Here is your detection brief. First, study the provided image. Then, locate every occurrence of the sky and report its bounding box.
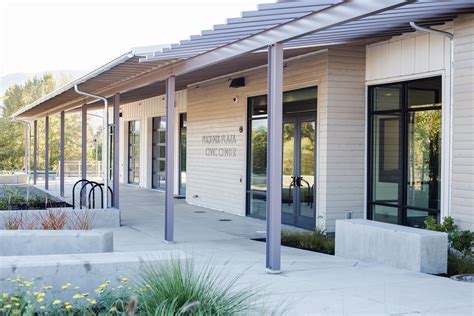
[0,0,266,76]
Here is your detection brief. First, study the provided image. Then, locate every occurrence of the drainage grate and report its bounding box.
[218,219,232,222]
[194,211,206,213]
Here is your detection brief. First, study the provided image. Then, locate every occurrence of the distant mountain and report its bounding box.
[0,70,87,102]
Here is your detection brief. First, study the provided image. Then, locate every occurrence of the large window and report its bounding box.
[368,77,442,227]
[128,120,140,185]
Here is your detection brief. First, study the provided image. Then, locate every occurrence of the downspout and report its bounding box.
[409,22,454,217]
[74,85,109,210]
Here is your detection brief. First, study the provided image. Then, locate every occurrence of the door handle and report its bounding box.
[295,176,302,187]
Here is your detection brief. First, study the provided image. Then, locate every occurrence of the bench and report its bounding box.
[335,219,448,274]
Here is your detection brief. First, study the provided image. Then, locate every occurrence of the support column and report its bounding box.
[33,120,37,185]
[113,94,120,208]
[81,104,87,180]
[59,111,65,197]
[266,43,283,273]
[165,76,176,242]
[45,116,49,190]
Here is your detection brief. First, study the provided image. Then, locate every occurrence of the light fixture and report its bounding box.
[229,77,245,88]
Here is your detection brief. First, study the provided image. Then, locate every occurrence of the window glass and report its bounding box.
[373,85,402,111]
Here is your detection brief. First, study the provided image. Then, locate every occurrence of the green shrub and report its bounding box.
[448,253,474,276]
[425,216,474,276]
[135,259,262,315]
[0,198,8,210]
[281,228,335,255]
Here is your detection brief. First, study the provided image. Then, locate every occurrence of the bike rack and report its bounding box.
[72,179,91,209]
[79,181,100,209]
[88,183,113,209]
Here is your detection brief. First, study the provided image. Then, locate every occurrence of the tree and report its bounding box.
[0,73,89,172]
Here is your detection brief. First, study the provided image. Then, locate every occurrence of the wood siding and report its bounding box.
[321,46,367,232]
[452,14,474,230]
[186,52,328,217]
[366,23,452,82]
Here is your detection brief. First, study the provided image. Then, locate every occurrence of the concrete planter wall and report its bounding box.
[335,219,448,274]
[0,173,27,184]
[0,250,187,301]
[0,208,120,229]
[0,230,113,256]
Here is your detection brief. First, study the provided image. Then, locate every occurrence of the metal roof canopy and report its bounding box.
[13,0,474,120]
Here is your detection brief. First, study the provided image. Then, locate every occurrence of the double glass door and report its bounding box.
[247,87,317,229]
[282,117,316,228]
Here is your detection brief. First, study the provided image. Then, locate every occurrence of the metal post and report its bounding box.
[81,104,87,180]
[33,120,37,185]
[60,111,65,197]
[113,93,120,208]
[45,116,49,191]
[266,43,283,273]
[165,76,176,242]
[103,103,109,209]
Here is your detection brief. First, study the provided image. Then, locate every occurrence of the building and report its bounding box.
[13,1,474,272]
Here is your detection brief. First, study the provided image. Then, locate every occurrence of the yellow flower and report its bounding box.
[81,293,89,298]
[36,298,44,303]
[2,293,8,298]
[73,294,81,299]
[24,281,33,287]
[40,306,45,310]
[74,286,80,290]
[62,283,72,289]
[109,306,117,312]
[64,302,72,310]
[120,277,128,283]
[4,304,11,309]
[87,298,97,305]
[52,299,61,305]
[117,285,123,289]
[42,285,53,290]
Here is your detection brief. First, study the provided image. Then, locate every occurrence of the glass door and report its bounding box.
[281,117,316,229]
[152,117,166,190]
[247,87,317,229]
[128,120,140,185]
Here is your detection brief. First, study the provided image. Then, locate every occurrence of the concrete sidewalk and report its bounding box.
[37,183,474,315]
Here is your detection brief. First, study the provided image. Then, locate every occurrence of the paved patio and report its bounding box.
[38,181,474,315]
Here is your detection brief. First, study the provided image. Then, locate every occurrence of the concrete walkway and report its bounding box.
[39,182,474,315]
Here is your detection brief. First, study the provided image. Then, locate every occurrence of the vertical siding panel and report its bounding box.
[401,36,415,75]
[415,33,430,73]
[376,44,389,79]
[429,33,445,71]
[389,40,402,77]
[366,45,376,80]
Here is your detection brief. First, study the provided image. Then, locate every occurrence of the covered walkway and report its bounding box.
[39,183,474,315]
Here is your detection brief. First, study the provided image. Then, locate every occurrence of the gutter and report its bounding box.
[409,22,454,217]
[74,85,109,210]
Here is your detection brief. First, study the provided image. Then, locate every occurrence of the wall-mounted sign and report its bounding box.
[202,134,237,158]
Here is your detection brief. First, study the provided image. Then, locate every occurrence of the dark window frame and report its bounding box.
[367,76,442,226]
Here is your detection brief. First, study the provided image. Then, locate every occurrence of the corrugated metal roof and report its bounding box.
[13,0,474,119]
[142,0,474,62]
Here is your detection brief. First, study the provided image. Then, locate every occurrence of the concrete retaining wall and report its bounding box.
[0,208,120,229]
[0,250,186,301]
[0,230,113,256]
[335,219,448,274]
[0,173,27,184]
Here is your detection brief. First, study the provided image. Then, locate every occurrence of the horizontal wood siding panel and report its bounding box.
[452,14,474,231]
[187,52,328,216]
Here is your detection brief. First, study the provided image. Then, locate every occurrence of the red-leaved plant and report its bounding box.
[35,209,68,230]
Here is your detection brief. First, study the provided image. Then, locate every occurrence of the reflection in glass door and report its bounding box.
[247,87,317,229]
[152,117,166,190]
[281,118,316,228]
[128,121,140,185]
